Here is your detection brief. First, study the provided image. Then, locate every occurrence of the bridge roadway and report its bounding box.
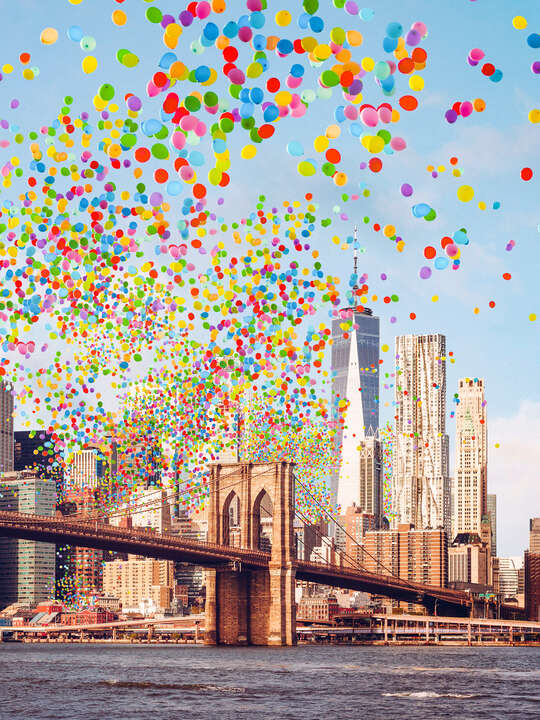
[0,511,471,613]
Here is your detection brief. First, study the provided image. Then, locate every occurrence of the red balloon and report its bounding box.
[521,167,533,181]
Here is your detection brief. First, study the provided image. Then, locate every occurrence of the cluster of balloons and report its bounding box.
[445,98,485,124]
[467,48,503,82]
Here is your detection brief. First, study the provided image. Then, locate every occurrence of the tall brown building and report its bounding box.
[530,518,540,554]
[337,504,378,569]
[524,552,540,622]
[362,524,448,591]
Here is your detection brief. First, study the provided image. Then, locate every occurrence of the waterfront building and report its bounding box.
[448,535,490,587]
[453,378,487,540]
[0,470,55,609]
[392,334,450,533]
[494,557,523,601]
[0,380,14,473]
[362,524,448,591]
[487,494,497,556]
[68,447,108,491]
[297,593,340,623]
[102,557,174,613]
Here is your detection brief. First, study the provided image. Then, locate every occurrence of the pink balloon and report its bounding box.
[360,107,378,127]
[390,136,406,151]
[172,131,186,150]
[180,165,194,181]
[378,106,392,123]
[461,101,473,117]
[286,75,303,89]
[344,105,358,120]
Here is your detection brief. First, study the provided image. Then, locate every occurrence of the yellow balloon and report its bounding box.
[409,74,424,91]
[361,57,375,72]
[368,136,385,153]
[82,56,98,74]
[457,184,474,202]
[297,160,316,177]
[275,90,292,106]
[241,144,257,160]
[40,27,59,45]
[383,224,395,238]
[314,44,332,61]
[275,10,292,27]
[512,15,527,30]
[313,135,329,152]
[529,313,537,321]
[528,108,540,124]
[112,10,127,26]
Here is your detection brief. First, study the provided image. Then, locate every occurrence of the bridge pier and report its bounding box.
[205,461,297,646]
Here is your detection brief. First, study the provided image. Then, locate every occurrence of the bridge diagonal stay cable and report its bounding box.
[293,473,419,591]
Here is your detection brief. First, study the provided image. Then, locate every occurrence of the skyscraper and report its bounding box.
[487,493,497,556]
[453,378,487,540]
[393,334,450,532]
[0,470,56,608]
[530,518,540,554]
[332,230,380,508]
[0,380,14,473]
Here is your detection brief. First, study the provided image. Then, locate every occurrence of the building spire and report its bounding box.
[353,225,358,292]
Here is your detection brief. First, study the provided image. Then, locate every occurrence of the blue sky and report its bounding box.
[0,0,538,554]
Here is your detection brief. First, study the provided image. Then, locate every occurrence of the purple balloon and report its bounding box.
[149,192,163,207]
[419,266,432,280]
[179,10,193,27]
[127,95,142,111]
[532,61,540,74]
[401,182,413,197]
[406,30,421,47]
[445,109,458,124]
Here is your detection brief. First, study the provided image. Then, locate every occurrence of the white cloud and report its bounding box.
[488,400,540,557]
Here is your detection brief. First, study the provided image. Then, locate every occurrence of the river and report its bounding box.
[0,644,538,719]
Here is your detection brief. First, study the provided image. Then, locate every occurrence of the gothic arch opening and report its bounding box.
[252,489,273,552]
[222,490,241,547]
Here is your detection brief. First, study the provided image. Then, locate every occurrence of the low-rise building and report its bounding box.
[297,594,340,623]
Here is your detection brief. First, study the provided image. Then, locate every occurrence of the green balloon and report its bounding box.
[151,143,169,160]
[321,70,339,87]
[99,84,115,101]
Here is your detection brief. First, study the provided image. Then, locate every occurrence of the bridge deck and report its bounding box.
[0,511,471,611]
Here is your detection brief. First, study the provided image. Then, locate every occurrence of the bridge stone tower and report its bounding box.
[205,461,297,646]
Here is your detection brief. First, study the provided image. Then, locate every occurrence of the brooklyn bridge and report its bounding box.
[0,461,483,645]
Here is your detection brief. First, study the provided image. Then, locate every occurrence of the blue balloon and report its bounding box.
[386,22,403,38]
[203,22,219,41]
[434,256,449,270]
[412,203,431,218]
[223,21,238,38]
[287,141,304,157]
[290,63,305,78]
[67,26,83,42]
[489,69,503,83]
[166,181,182,196]
[250,12,265,29]
[383,36,398,53]
[298,13,310,30]
[350,122,362,137]
[277,39,293,55]
[335,105,346,123]
[158,53,177,70]
[309,16,324,33]
[253,34,266,51]
[263,104,279,122]
[250,87,264,104]
[453,230,469,245]
[189,151,205,166]
[240,102,254,118]
[212,138,227,153]
[141,119,162,136]
[194,65,211,83]
[360,8,375,21]
[527,33,540,48]
[240,88,251,102]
